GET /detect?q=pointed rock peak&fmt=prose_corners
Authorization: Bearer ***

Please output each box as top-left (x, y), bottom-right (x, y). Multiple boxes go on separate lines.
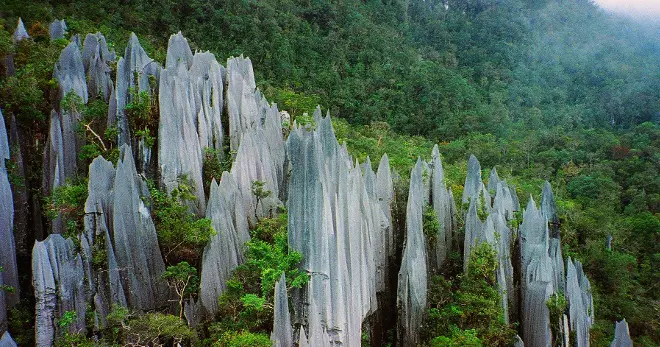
top-left (526, 195), bottom-right (537, 212)
top-left (13, 18), bottom-right (29, 42)
top-left (0, 109), bottom-right (9, 163)
top-left (271, 273), bottom-right (293, 347)
top-left (488, 167), bottom-right (500, 192)
top-left (49, 19), bottom-right (67, 41)
top-left (312, 105), bottom-right (322, 123)
top-left (611, 319), bottom-right (633, 347)
top-left (166, 32), bottom-right (194, 69)
top-left (468, 154), bottom-right (481, 173)
top-left (117, 144), bottom-right (137, 172)
top-left (432, 144), bottom-right (440, 158)
top-left (378, 153), bottom-right (390, 171)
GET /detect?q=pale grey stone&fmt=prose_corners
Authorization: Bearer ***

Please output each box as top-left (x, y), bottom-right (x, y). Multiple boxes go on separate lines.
top-left (0, 331), bottom-right (17, 347)
top-left (12, 18), bottom-right (29, 42)
top-left (271, 273), bottom-right (293, 347)
top-left (49, 20), bottom-right (67, 41)
top-left (431, 145), bottom-right (454, 268)
top-left (0, 111), bottom-right (18, 310)
top-left (397, 158), bottom-right (428, 346)
top-left (610, 319), bottom-right (632, 347)
top-left (522, 281), bottom-right (552, 347)
top-left (32, 235), bottom-right (87, 346)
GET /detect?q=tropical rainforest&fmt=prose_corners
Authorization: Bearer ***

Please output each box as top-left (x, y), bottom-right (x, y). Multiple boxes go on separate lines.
top-left (0, 0), bottom-right (658, 346)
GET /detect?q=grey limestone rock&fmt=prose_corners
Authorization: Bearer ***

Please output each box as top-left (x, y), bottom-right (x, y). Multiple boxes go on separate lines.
top-left (566, 258), bottom-right (592, 347)
top-left (0, 331), bottom-right (17, 347)
top-left (32, 234), bottom-right (87, 347)
top-left (112, 145), bottom-right (168, 310)
top-left (12, 18), bottom-right (29, 42)
top-left (82, 33), bottom-right (114, 101)
top-left (199, 174), bottom-right (249, 316)
top-left (487, 167), bottom-right (501, 194)
top-left (165, 32), bottom-right (194, 70)
top-left (522, 281), bottom-right (553, 347)
top-left (463, 198), bottom-right (483, 271)
top-left (462, 154), bottom-right (488, 205)
top-left (610, 319), bottom-right (632, 347)
top-left (0, 111), bottom-right (19, 310)
top-left (397, 158), bottom-right (428, 346)
top-left (226, 56), bottom-right (259, 151)
top-left (113, 33), bottom-right (160, 146)
top-left (287, 114), bottom-right (385, 346)
top-left (431, 145), bottom-right (455, 268)
top-left (82, 156), bottom-right (128, 327)
top-left (49, 20), bottom-right (67, 41)
top-left (541, 181), bottom-right (560, 238)
top-left (55, 40), bottom-right (88, 104)
top-left (271, 273), bottom-right (293, 347)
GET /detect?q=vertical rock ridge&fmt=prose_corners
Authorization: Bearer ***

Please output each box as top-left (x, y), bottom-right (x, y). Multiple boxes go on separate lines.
top-left (397, 158), bottom-right (428, 346)
top-left (271, 273), bottom-right (293, 347)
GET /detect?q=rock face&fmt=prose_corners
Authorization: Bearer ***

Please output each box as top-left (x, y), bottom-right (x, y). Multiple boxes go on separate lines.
top-left (566, 257), bottom-right (594, 347)
top-left (12, 18), bottom-right (29, 42)
top-left (610, 319), bottom-right (633, 347)
top-left (397, 158), bottom-right (428, 346)
top-left (287, 115), bottom-right (388, 346)
top-left (522, 281), bottom-right (553, 347)
top-left (113, 33), bottom-right (160, 146)
top-left (199, 173), bottom-right (249, 316)
top-left (111, 145), bottom-right (168, 310)
top-left (81, 156), bottom-right (127, 328)
top-left (271, 273), bottom-right (293, 347)
top-left (431, 145), bottom-right (454, 268)
top-left (82, 33), bottom-right (114, 102)
top-left (159, 33), bottom-right (228, 215)
top-left (0, 331), bottom-right (17, 347)
top-left (49, 20), bottom-right (67, 41)
top-left (0, 110), bottom-right (19, 331)
top-left (32, 234), bottom-right (86, 347)
top-left (226, 56), bottom-right (259, 151)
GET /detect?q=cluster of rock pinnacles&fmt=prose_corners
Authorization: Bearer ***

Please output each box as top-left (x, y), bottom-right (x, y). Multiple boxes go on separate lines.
top-left (0, 18), bottom-right (634, 346)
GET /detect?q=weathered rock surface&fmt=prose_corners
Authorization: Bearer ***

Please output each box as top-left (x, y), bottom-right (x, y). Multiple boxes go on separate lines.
top-left (522, 281), bottom-right (553, 347)
top-left (541, 181), bottom-right (560, 238)
top-left (159, 33), bottom-right (228, 215)
top-left (431, 145), bottom-right (455, 268)
top-left (0, 331), bottom-right (17, 347)
top-left (199, 173), bottom-right (249, 316)
top-left (271, 273), bottom-right (293, 347)
top-left (113, 33), bottom-right (160, 146)
top-left (610, 319), bottom-right (633, 347)
top-left (81, 156), bottom-right (127, 328)
top-left (287, 114), bottom-right (387, 346)
top-left (32, 234), bottom-right (86, 347)
top-left (112, 145), bottom-right (168, 310)
top-left (49, 20), bottom-right (67, 41)
top-left (397, 158), bottom-right (428, 346)
top-left (82, 33), bottom-right (114, 101)
top-left (226, 56), bottom-right (259, 151)
top-left (12, 18), bottom-right (29, 42)
top-left (8, 114), bottom-right (29, 256)
top-left (0, 111), bottom-right (19, 312)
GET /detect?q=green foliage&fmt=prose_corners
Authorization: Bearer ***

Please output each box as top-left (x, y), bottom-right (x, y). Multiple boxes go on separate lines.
top-left (0, 266), bottom-right (14, 294)
top-left (203, 147), bottom-right (224, 195)
top-left (425, 243), bottom-right (515, 346)
top-left (546, 292), bottom-right (567, 344)
top-left (148, 178), bottom-right (215, 264)
top-left (104, 306), bottom-right (196, 346)
top-left (44, 179), bottom-right (88, 239)
top-left (211, 212), bottom-right (308, 339)
top-left (423, 204), bottom-right (440, 243)
top-left (214, 330), bottom-right (271, 347)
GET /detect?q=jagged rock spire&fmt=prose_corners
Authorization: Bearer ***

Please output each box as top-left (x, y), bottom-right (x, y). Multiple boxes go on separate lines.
top-left (199, 174), bottom-right (249, 316)
top-left (541, 181), bottom-right (560, 238)
top-left (82, 33), bottom-right (114, 101)
top-left (0, 110), bottom-right (19, 332)
top-left (522, 281), bottom-right (553, 347)
top-left (0, 331), bottom-right (17, 346)
top-left (32, 235), bottom-right (87, 346)
top-left (287, 113), bottom-right (386, 346)
top-left (610, 319), bottom-right (633, 347)
top-left (431, 144), bottom-right (455, 268)
top-left (49, 19), bottom-right (67, 41)
top-left (397, 158), bottom-right (428, 346)
top-left (12, 18), bottom-right (29, 42)
top-left (271, 273), bottom-right (293, 347)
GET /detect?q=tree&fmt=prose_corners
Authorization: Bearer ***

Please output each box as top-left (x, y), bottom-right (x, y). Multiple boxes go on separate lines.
top-left (162, 262), bottom-right (199, 320)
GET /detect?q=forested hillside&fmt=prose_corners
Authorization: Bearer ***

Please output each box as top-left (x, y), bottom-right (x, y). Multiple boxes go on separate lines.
top-left (0, 0), bottom-right (658, 345)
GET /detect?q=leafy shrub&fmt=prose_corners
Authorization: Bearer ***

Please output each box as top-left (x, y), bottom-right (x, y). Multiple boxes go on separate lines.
top-left (44, 179), bottom-right (88, 239)
top-left (214, 330), bottom-right (271, 347)
top-left (162, 261), bottom-right (200, 320)
top-left (149, 178), bottom-right (215, 264)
